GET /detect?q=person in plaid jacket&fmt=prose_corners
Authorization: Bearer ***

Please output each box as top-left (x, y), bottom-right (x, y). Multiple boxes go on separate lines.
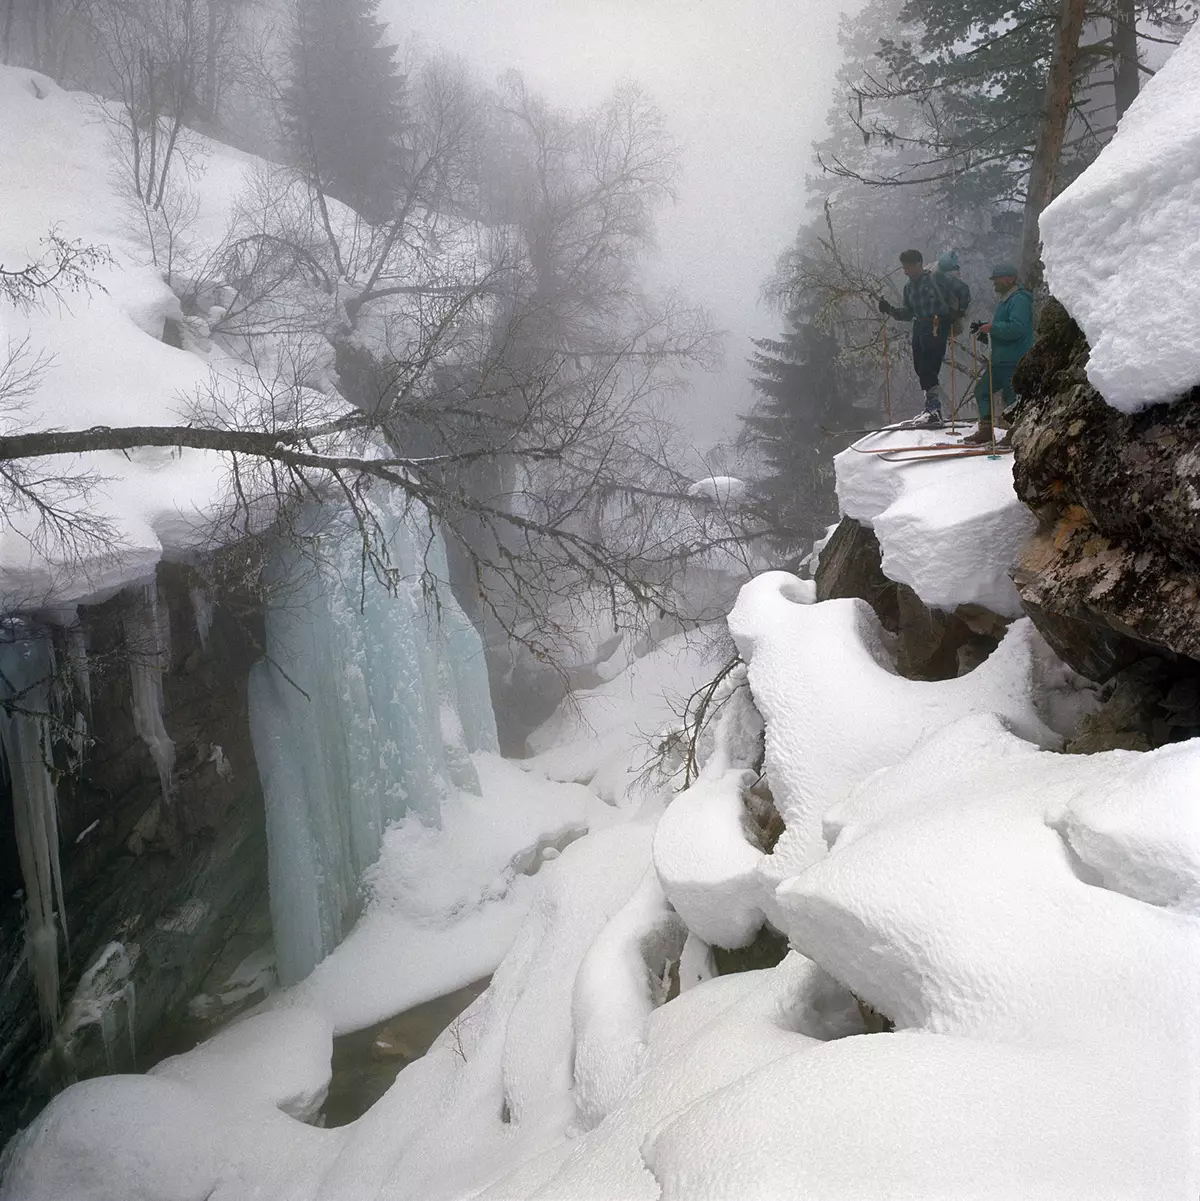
top-left (878, 248), bottom-right (969, 429)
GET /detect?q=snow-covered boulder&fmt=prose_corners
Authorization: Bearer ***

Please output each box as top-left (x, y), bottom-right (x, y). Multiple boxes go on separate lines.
top-left (727, 572), bottom-right (1056, 881)
top-left (1041, 23), bottom-right (1200, 411)
top-left (834, 429), bottom-right (1035, 617)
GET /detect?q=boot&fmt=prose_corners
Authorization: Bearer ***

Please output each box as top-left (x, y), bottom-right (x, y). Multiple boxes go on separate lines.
top-left (904, 407), bottom-right (945, 430)
top-left (962, 420), bottom-right (995, 446)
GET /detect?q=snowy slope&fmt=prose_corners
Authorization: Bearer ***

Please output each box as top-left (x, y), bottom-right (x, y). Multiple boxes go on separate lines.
top-left (1041, 23), bottom-right (1200, 411)
top-left (834, 428), bottom-right (1034, 616)
top-left (0, 69), bottom-right (268, 603)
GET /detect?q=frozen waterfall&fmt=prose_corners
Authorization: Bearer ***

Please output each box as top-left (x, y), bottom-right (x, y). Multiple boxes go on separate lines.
top-left (248, 492), bottom-right (497, 986)
top-left (0, 626), bottom-right (69, 1031)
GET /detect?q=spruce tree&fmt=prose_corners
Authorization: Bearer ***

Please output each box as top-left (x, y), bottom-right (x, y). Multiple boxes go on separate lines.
top-left (282, 0), bottom-right (405, 222)
top-left (740, 312), bottom-right (850, 548)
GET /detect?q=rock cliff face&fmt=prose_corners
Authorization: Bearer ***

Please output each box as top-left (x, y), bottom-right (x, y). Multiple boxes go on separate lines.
top-left (0, 561), bottom-right (268, 1145)
top-left (1011, 300), bottom-right (1200, 679)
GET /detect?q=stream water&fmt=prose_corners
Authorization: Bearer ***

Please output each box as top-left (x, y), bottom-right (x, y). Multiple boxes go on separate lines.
top-left (321, 978), bottom-right (490, 1127)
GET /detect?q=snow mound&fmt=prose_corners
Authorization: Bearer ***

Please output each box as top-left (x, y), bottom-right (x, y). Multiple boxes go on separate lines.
top-left (652, 672), bottom-right (769, 948)
top-left (645, 1031), bottom-right (1193, 1201)
top-left (728, 573), bottom-right (1055, 880)
top-left (528, 630), bottom-right (719, 804)
top-left (571, 868), bottom-right (685, 1130)
top-left (265, 753), bottom-right (612, 1034)
top-left (834, 429), bottom-right (1035, 616)
top-left (1042, 23), bottom-right (1200, 411)
top-left (778, 714), bottom-right (1200, 1051)
top-left (148, 1008), bottom-right (333, 1122)
top-left (480, 954), bottom-right (861, 1200)
top-left (0, 1071), bottom-right (335, 1201)
top-left (1050, 739), bottom-right (1200, 915)
top-left (653, 767), bottom-right (766, 947)
top-left (686, 475), bottom-right (747, 504)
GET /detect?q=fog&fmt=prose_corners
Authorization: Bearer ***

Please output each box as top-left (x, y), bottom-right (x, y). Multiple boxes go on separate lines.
top-left (385, 0), bottom-right (859, 452)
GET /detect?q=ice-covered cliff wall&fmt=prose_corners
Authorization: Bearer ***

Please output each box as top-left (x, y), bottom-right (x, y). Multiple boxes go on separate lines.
top-left (248, 491), bottom-right (497, 986)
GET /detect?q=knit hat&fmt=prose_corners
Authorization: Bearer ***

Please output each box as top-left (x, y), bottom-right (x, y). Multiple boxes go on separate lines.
top-left (938, 251), bottom-right (960, 272)
top-left (990, 261), bottom-right (1019, 279)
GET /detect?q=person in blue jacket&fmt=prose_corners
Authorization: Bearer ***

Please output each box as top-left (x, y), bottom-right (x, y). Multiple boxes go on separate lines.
top-left (964, 261), bottom-right (1035, 445)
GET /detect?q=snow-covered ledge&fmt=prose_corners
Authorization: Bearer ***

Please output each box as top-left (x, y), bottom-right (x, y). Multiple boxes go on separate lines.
top-left (833, 429), bottom-right (1035, 618)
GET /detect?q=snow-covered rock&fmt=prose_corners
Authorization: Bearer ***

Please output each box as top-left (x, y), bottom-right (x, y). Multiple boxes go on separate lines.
top-left (834, 429), bottom-right (1035, 616)
top-left (685, 475), bottom-right (747, 505)
top-left (727, 572), bottom-right (1056, 881)
top-left (1041, 23), bottom-right (1200, 411)
top-left (148, 1009), bottom-right (334, 1123)
top-left (645, 1031), bottom-right (1193, 1201)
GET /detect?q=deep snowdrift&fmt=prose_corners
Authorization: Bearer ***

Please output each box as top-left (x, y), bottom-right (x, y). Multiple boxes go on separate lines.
top-left (1041, 23), bottom-right (1200, 410)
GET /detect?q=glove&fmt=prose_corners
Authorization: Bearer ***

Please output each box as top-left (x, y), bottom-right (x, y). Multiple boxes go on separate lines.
top-left (877, 296), bottom-right (891, 315)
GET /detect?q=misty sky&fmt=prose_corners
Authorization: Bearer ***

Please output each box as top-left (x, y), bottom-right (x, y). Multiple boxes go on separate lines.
top-left (383, 0), bottom-right (859, 453)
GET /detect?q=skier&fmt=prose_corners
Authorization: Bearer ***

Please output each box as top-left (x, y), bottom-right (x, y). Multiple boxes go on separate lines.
top-left (877, 249), bottom-right (968, 429)
top-left (935, 251), bottom-right (971, 335)
top-left (963, 262), bottom-right (1035, 446)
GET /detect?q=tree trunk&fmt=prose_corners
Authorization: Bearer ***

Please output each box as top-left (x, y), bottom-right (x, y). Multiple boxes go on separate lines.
top-left (204, 0), bottom-right (218, 121)
top-left (1113, 0), bottom-right (1140, 119)
top-left (1019, 0), bottom-right (1088, 288)
top-left (1, 0), bottom-right (14, 66)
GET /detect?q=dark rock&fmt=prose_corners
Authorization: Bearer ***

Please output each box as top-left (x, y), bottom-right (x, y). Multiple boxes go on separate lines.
top-left (816, 517), bottom-right (1005, 681)
top-left (0, 559), bottom-right (269, 1146)
top-left (1010, 298), bottom-right (1200, 677)
top-left (712, 924), bottom-right (790, 975)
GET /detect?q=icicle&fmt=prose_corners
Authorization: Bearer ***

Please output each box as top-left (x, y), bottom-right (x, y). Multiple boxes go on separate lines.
top-left (54, 942), bottom-right (137, 1074)
top-left (0, 626), bottom-right (68, 1032)
top-left (189, 586), bottom-right (214, 652)
top-left (124, 581), bottom-right (175, 808)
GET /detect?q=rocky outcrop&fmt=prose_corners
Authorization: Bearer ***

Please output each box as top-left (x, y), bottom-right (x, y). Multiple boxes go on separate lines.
top-left (815, 518), bottom-right (1005, 681)
top-left (0, 561), bottom-right (268, 1145)
top-left (1011, 300), bottom-right (1200, 678)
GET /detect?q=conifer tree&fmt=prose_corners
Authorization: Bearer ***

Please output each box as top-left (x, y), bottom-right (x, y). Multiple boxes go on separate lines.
top-left (282, 0), bottom-right (405, 221)
top-left (739, 312), bottom-right (850, 547)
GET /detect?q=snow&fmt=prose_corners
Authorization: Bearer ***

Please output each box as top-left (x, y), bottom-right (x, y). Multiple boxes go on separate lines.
top-left (646, 1031), bottom-right (1193, 1201)
top-left (1049, 740), bottom-right (1200, 915)
top-left (266, 754), bottom-right (610, 1034)
top-left (149, 1009), bottom-right (334, 1123)
top-left (834, 428), bottom-right (1035, 616)
top-left (685, 475), bottom-right (747, 505)
top-left (1041, 23), bottom-right (1200, 411)
top-left (652, 671), bottom-right (769, 948)
top-left (727, 572), bottom-right (1056, 881)
top-left (779, 712), bottom-right (1200, 1050)
top-left (0, 69), bottom-right (255, 604)
top-left (571, 867), bottom-right (685, 1130)
top-left (528, 629), bottom-right (721, 804)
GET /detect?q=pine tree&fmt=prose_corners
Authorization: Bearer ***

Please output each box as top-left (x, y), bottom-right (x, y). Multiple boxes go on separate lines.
top-left (282, 0), bottom-right (405, 222)
top-left (739, 312), bottom-right (852, 548)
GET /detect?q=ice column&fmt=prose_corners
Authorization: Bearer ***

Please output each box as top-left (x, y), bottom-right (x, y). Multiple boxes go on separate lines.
top-left (124, 580), bottom-right (175, 807)
top-left (0, 628), bottom-right (68, 1031)
top-left (248, 491), bottom-right (497, 985)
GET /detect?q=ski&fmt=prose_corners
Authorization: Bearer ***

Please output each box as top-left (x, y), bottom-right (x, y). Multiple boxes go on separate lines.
top-left (823, 418), bottom-right (979, 439)
top-left (879, 446), bottom-right (1013, 463)
top-left (850, 439), bottom-right (973, 455)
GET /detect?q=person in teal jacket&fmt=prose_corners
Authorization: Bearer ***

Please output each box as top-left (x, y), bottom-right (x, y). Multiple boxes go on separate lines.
top-left (964, 261), bottom-right (1034, 445)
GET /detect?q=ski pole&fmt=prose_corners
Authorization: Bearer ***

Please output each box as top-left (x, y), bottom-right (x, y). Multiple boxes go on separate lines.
top-left (949, 327), bottom-right (957, 433)
top-left (987, 349), bottom-right (996, 450)
top-left (882, 318), bottom-right (891, 423)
